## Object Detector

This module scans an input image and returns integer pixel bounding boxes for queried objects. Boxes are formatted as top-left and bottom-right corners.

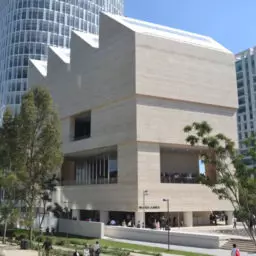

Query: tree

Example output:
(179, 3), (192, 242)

(47, 202), (71, 233)
(13, 86), (63, 241)
(184, 121), (256, 244)
(0, 173), (20, 244)
(0, 110), (23, 243)
(39, 174), (59, 230)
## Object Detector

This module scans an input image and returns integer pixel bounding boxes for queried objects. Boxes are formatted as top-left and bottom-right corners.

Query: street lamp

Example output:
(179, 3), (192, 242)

(143, 190), (149, 227)
(163, 198), (170, 250)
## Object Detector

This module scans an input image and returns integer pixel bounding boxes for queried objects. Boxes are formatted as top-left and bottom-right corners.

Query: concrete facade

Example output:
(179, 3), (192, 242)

(28, 13), (238, 226)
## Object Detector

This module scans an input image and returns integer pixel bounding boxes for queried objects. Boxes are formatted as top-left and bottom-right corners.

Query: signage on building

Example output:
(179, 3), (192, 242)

(139, 206), (160, 209)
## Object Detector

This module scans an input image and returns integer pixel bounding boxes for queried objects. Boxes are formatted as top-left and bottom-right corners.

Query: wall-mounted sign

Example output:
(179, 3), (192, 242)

(139, 206), (160, 210)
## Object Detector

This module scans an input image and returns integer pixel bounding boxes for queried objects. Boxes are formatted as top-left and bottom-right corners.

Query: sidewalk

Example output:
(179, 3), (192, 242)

(105, 237), (252, 256)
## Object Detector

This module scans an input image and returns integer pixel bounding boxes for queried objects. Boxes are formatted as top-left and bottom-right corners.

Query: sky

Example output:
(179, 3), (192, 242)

(125, 0), (256, 54)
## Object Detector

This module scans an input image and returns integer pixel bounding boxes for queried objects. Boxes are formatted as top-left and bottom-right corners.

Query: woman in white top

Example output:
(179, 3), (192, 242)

(83, 244), (90, 256)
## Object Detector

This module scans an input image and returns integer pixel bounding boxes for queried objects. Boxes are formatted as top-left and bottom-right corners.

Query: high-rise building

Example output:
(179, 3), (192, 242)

(236, 48), (256, 166)
(0, 0), (124, 115)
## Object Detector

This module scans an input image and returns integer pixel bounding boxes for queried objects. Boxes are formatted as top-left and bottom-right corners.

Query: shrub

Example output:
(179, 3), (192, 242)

(35, 235), (44, 243)
(13, 230), (29, 241)
(55, 239), (68, 246)
(45, 236), (55, 245)
(68, 238), (85, 245)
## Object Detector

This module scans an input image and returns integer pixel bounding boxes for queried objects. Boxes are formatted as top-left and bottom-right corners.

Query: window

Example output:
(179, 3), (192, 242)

(74, 151), (118, 185)
(236, 72), (243, 80)
(238, 88), (244, 97)
(238, 97), (245, 105)
(73, 111), (91, 140)
(236, 61), (242, 72)
(238, 106), (246, 114)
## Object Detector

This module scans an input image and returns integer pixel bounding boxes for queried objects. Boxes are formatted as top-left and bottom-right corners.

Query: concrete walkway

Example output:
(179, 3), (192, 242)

(1, 249), (37, 256)
(105, 237), (254, 256)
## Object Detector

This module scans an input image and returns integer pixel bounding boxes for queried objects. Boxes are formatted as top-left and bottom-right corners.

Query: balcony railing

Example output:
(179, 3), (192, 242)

(161, 173), (198, 184)
(61, 177), (118, 186)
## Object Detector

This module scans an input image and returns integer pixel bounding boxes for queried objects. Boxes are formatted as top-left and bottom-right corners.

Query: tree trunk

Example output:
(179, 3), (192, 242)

(39, 201), (46, 230)
(28, 204), (34, 243)
(2, 220), (8, 244)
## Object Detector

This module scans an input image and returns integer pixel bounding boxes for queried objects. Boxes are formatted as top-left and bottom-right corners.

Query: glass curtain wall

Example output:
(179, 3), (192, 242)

(75, 152), (117, 185)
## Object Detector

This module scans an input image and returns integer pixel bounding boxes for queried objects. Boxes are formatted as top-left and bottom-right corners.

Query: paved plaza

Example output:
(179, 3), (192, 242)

(1, 249), (37, 256)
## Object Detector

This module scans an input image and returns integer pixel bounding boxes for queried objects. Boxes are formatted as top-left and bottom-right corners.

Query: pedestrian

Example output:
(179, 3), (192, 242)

(233, 217), (237, 229)
(231, 244), (240, 256)
(93, 241), (101, 256)
(73, 249), (80, 256)
(84, 244), (90, 256)
(89, 245), (94, 256)
(225, 214), (228, 225)
(42, 238), (52, 256)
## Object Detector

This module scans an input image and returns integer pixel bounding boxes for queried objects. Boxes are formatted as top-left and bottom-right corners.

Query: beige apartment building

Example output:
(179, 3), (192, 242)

(28, 13), (238, 227)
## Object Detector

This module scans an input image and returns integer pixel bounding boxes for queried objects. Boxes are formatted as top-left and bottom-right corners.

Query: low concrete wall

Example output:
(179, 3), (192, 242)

(105, 226), (227, 249)
(59, 219), (104, 238)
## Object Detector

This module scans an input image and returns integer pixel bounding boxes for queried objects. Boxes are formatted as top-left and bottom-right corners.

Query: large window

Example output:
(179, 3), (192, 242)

(75, 151), (118, 185)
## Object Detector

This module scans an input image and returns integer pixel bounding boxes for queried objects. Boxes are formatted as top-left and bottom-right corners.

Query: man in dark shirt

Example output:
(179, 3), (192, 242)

(42, 238), (52, 256)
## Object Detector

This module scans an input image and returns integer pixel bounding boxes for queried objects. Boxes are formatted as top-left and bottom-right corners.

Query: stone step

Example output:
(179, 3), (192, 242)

(221, 239), (256, 253)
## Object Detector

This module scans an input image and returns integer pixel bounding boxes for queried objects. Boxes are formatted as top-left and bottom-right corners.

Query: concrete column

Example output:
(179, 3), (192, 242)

(52, 187), (61, 204)
(183, 212), (193, 227)
(72, 209), (80, 221)
(100, 211), (109, 224)
(135, 212), (144, 227)
(225, 211), (233, 225)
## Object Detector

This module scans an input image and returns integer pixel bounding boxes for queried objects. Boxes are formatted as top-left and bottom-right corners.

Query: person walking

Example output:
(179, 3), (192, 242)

(42, 238), (52, 256)
(225, 214), (228, 225)
(233, 217), (237, 229)
(231, 244), (240, 256)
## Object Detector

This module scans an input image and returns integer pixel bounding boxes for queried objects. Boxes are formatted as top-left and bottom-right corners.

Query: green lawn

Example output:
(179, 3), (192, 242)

(97, 239), (212, 256)
(50, 236), (212, 256)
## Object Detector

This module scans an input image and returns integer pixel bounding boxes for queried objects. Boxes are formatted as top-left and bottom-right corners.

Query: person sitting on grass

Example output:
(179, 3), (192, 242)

(93, 241), (101, 256)
(83, 244), (90, 256)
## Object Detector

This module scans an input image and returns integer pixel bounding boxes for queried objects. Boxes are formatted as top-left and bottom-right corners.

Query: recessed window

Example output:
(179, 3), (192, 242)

(73, 111), (91, 141)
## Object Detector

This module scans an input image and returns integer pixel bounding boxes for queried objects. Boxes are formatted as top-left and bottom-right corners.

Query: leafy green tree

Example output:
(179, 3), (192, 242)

(184, 121), (256, 243)
(0, 173), (20, 244)
(0, 110), (23, 243)
(39, 174), (59, 230)
(13, 86), (63, 241)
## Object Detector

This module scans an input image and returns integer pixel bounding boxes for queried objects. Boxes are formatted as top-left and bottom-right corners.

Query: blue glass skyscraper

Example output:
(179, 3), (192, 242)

(0, 0), (124, 115)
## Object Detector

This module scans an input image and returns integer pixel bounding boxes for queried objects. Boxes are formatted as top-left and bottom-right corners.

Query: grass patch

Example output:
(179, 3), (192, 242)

(50, 236), (212, 256)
